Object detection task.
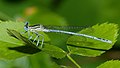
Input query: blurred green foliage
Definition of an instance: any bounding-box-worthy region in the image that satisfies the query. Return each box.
[0,0,120,68]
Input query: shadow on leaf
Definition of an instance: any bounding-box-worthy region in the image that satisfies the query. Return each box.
[8,45,41,54]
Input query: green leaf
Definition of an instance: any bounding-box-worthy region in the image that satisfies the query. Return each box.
[42,44,67,59]
[7,29,35,46]
[29,52,61,68]
[97,60,120,68]
[0,20,24,45]
[0,20,50,60]
[67,23,119,57]
[7,29,41,53]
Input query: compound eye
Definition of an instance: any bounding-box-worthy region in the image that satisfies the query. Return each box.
[24,26,28,31]
[25,22,29,27]
[24,22,29,31]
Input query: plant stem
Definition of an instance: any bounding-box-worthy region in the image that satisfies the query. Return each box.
[67,54,81,68]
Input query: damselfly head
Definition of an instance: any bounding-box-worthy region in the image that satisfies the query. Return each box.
[24,21,29,31]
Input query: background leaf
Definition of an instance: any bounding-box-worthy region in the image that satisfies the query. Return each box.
[41,44,67,59]
[29,53,61,68]
[67,23,119,57]
[97,60,120,68]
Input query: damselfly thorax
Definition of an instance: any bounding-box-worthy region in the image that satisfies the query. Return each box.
[29,25,49,32]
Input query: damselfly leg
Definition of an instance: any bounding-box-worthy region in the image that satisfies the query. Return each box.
[32,32,44,48]
[29,32,33,40]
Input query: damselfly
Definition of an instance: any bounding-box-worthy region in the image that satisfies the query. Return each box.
[23,22,112,48]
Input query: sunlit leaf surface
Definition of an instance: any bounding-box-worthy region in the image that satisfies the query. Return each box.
[67,23,119,57]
